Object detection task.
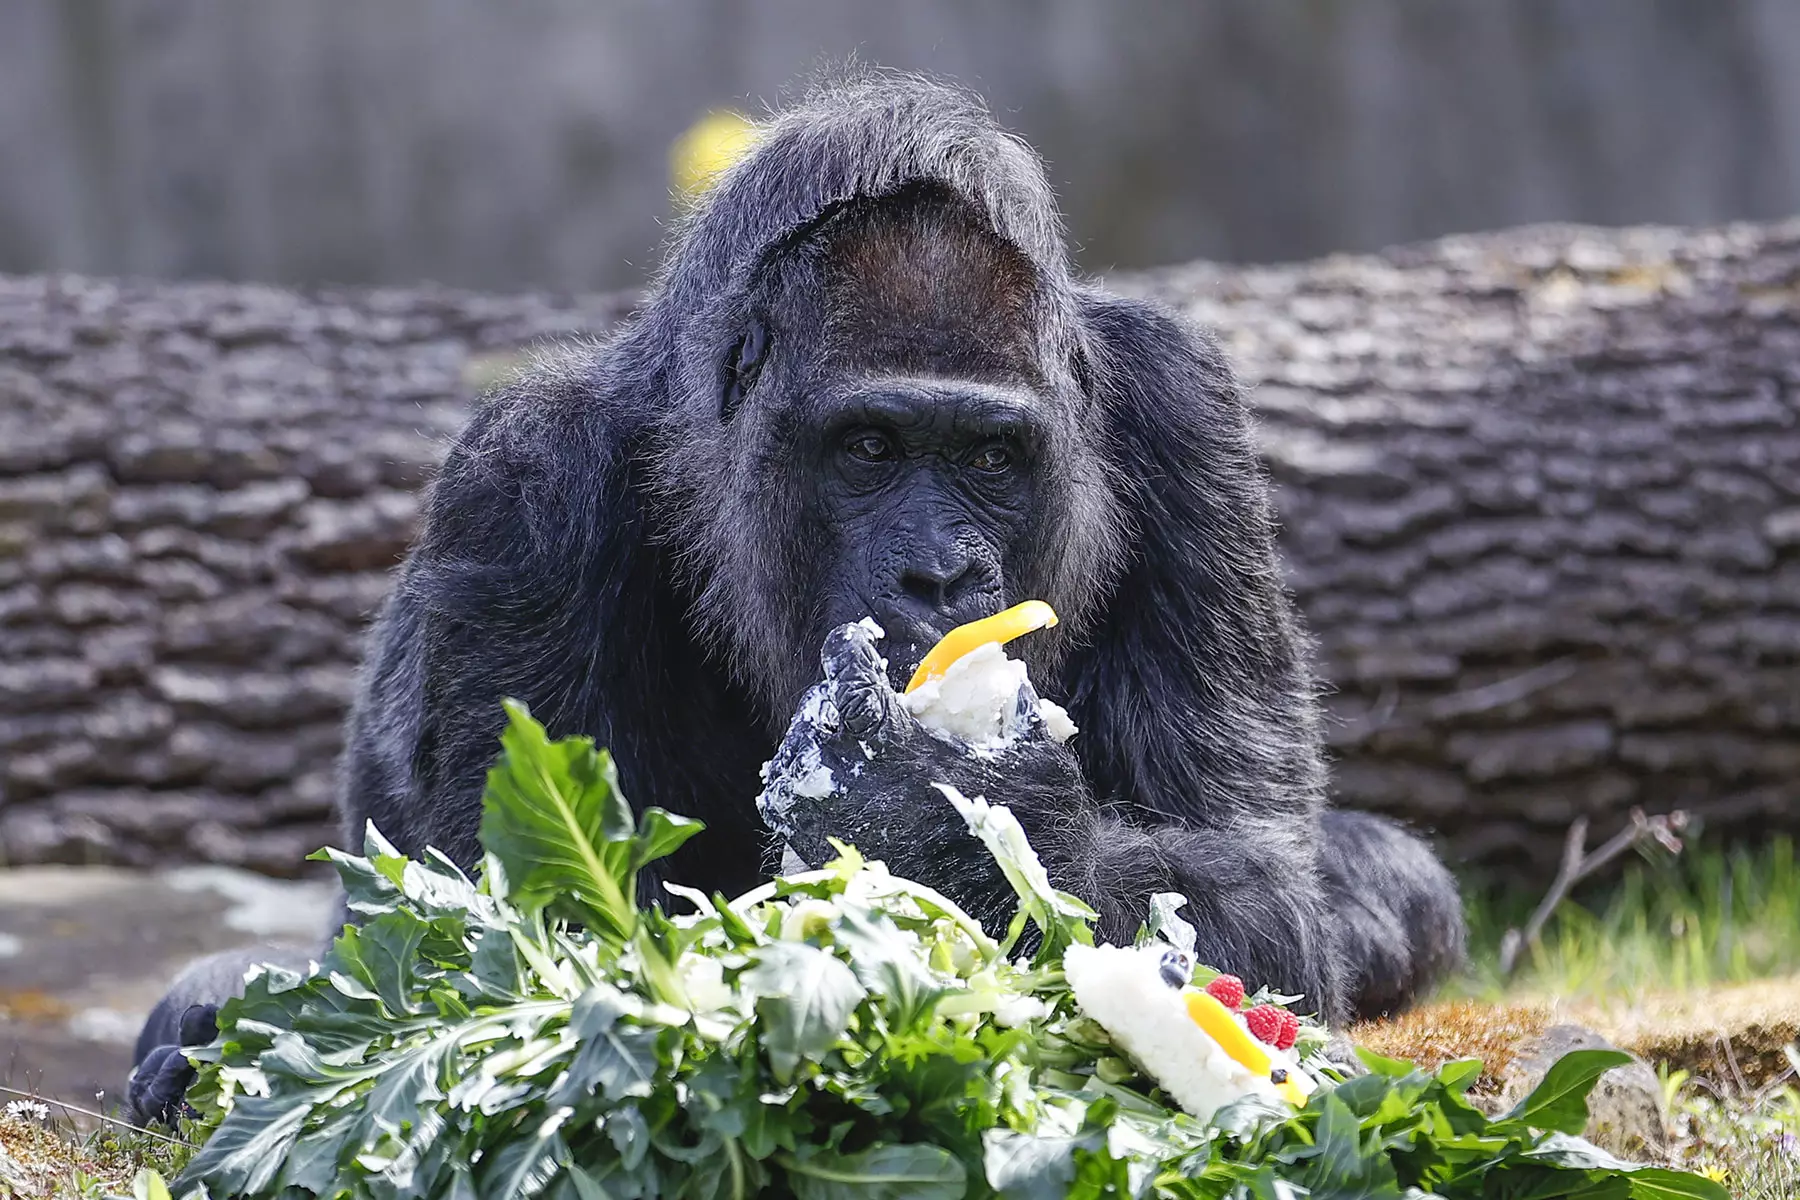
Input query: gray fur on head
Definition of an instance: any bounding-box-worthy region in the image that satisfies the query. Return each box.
[637,72,1118,720]
[657,71,1070,320]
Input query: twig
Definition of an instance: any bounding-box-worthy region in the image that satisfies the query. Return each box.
[1716,1031,1751,1099]
[1332,657,1578,746]
[0,1083,187,1146]
[1425,657,1580,721]
[1498,807,1689,977]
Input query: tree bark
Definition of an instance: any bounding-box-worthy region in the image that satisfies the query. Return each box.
[2,219,1797,875]
[1126,220,1800,866]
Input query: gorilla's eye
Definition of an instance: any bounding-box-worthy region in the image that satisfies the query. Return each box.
[969,444,1013,474]
[722,319,770,421]
[844,431,896,464]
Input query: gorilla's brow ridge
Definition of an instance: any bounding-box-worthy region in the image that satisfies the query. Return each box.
[809,377,1046,443]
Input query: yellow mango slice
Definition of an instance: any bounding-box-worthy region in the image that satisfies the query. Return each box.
[904,600,1059,694]
[1184,991,1308,1106]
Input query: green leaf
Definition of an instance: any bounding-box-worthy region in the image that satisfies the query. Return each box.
[1141,892,1197,955]
[983,1130,1083,1200]
[829,906,946,1030]
[550,985,660,1104]
[1435,1057,1484,1093]
[1502,1049,1634,1135]
[177,1093,313,1195]
[131,1169,173,1200]
[477,1111,574,1200]
[467,925,526,1000]
[331,913,429,1016]
[632,807,705,875]
[1355,1046,1422,1077]
[349,1034,457,1145]
[1293,1092,1401,1197]
[604,1106,652,1172]
[1623,1168,1732,1200]
[785,1143,965,1200]
[932,783,1095,960]
[743,941,866,1083]
[478,700,637,939]
[315,839,404,915]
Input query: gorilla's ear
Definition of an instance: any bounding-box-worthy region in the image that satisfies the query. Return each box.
[1062,293,1322,828]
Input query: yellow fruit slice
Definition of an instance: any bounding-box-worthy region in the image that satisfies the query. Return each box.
[1184,991,1308,1106]
[904,600,1059,694]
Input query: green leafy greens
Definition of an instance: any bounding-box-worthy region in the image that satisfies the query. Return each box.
[169,705,1728,1199]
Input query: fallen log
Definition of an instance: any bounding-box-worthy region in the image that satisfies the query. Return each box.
[1,217,1796,874]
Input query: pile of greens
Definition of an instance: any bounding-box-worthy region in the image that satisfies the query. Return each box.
[167,704,1726,1199]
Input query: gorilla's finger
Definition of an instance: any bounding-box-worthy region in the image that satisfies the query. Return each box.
[177,1002,220,1048]
[820,622,887,686]
[1009,681,1048,740]
[834,674,905,741]
[820,623,907,741]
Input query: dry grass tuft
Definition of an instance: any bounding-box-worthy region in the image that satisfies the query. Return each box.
[1572,976,1800,1086]
[1351,1000,1553,1095]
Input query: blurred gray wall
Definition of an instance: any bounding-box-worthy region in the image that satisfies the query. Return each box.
[3,0,1799,292]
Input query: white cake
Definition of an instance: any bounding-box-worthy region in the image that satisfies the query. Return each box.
[901,640,1077,749]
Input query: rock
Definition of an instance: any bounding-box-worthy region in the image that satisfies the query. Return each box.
[1492,1024,1669,1160]
[0,1130,40,1196]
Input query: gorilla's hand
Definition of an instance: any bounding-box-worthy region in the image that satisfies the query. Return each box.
[759,620,1087,924]
[125,1002,218,1126]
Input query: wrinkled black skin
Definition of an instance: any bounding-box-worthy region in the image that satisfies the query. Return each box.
[128,74,1464,1123]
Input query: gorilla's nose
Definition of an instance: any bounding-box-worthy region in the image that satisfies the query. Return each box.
[900,547,981,615]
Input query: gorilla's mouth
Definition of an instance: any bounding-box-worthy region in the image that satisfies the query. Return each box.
[880,625,937,694]
[853,605,943,694]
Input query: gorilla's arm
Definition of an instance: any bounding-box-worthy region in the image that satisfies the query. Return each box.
[342,349,773,892]
[341,364,634,870]
[1066,294,1464,1022]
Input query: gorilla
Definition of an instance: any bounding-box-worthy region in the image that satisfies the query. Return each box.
[128,73,1464,1123]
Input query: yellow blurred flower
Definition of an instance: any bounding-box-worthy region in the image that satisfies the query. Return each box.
[670,110,758,198]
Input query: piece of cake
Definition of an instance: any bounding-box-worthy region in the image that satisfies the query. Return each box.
[900,601,1077,748]
[1063,942,1317,1124]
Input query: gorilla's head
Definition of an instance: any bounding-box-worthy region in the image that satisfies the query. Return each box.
[646,78,1125,725]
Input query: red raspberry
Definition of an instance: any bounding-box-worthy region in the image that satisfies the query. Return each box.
[1243,1004,1284,1045]
[1203,974,1246,1009]
[1274,1009,1300,1051]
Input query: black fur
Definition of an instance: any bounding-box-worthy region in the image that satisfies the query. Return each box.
[129,73,1464,1117]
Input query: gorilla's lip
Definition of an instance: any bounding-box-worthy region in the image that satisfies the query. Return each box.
[858,609,943,690]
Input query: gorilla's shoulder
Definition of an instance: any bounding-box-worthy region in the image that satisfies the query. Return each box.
[417,338,651,573]
[1074,288,1235,401]
[461,340,641,454]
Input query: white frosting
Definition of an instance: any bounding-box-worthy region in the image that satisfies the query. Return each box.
[1063,943,1312,1125]
[901,641,1077,748]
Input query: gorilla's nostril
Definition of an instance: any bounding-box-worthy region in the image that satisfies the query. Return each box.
[901,567,959,610]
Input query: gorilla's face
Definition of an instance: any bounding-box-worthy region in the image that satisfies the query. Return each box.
[781,190,1056,690]
[660,183,1120,724]
[805,370,1038,687]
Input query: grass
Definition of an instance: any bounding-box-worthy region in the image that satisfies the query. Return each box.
[1663,1064,1800,1200]
[1457,836,1800,1001]
[1448,837,1800,1195]
[0,1096,191,1200]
